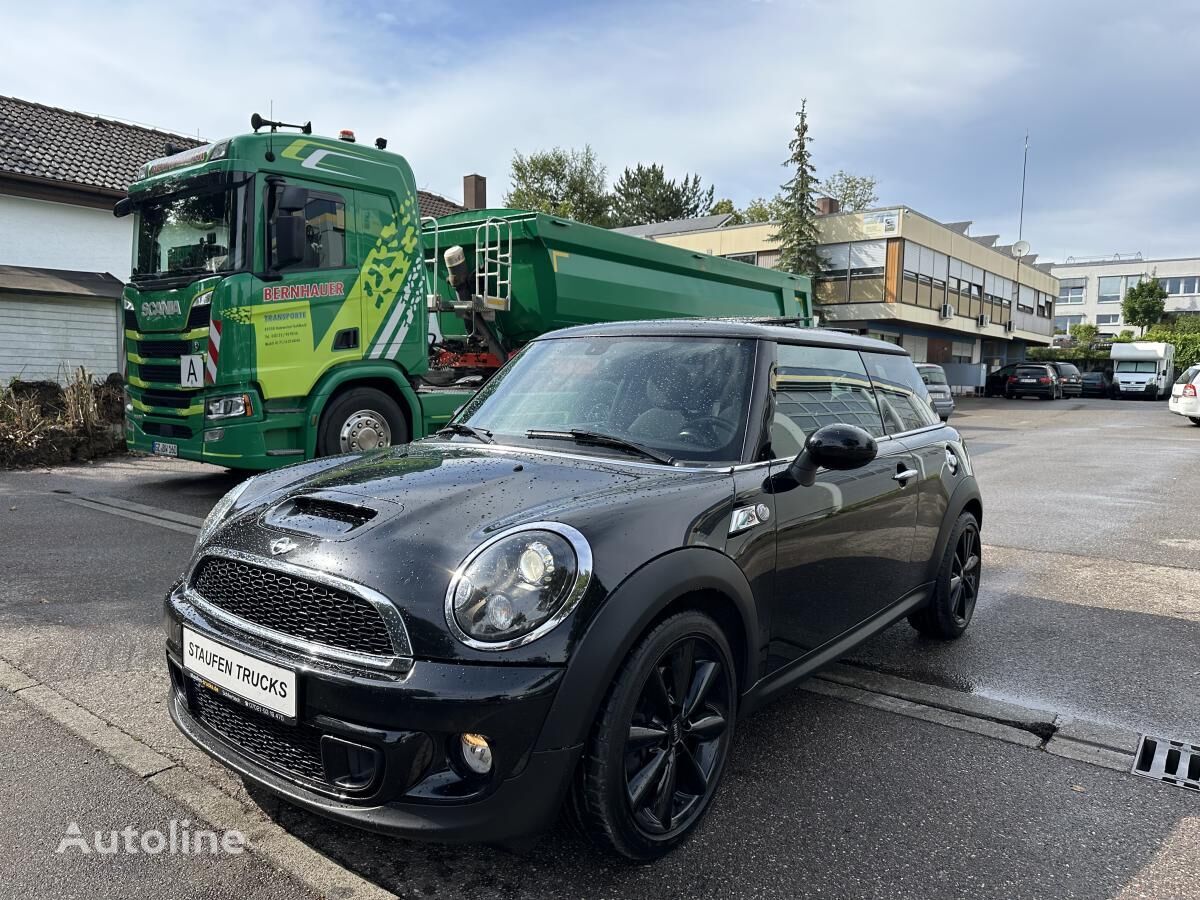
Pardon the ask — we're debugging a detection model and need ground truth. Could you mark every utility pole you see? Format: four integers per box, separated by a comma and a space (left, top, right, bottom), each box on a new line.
1018, 130, 1029, 243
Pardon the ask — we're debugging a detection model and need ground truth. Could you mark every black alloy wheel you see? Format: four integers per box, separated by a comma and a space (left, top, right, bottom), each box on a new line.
909, 512, 981, 639
573, 611, 735, 860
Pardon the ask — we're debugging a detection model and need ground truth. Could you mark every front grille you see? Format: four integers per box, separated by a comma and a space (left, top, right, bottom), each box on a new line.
138, 339, 191, 358
188, 680, 327, 784
143, 420, 195, 439
188, 304, 211, 329
136, 363, 181, 383
193, 556, 395, 657
138, 389, 194, 409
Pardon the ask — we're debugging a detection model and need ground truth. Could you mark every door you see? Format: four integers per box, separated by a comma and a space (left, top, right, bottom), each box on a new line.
766, 344, 920, 666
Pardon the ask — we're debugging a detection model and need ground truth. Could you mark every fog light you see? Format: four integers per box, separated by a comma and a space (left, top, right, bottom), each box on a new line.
460, 733, 493, 775
203, 428, 225, 442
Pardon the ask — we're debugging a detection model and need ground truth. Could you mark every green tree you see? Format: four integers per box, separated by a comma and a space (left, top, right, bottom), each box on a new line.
1068, 322, 1099, 346
708, 198, 745, 226
609, 163, 714, 227
1121, 277, 1167, 333
742, 195, 786, 223
772, 101, 823, 275
504, 146, 610, 226
819, 170, 879, 212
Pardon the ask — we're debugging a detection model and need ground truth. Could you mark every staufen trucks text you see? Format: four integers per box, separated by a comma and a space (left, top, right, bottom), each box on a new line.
117, 115, 813, 470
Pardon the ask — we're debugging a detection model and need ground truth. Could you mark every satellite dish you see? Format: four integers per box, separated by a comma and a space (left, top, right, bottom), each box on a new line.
1012, 240, 1031, 258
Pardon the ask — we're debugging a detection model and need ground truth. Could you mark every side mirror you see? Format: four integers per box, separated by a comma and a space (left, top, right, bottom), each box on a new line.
274, 213, 306, 269
278, 185, 309, 213
788, 423, 878, 487
113, 197, 133, 218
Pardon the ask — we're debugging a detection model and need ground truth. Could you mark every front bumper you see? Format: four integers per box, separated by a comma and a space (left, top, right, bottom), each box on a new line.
164, 591, 579, 842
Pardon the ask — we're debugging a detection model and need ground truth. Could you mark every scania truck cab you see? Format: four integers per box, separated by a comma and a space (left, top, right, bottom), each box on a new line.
118, 116, 813, 470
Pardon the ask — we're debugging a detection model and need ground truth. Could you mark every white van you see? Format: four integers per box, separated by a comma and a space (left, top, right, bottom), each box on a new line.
1110, 342, 1175, 400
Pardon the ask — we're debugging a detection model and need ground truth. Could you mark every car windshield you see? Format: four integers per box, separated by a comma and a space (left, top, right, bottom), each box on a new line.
918, 367, 948, 385
131, 176, 251, 283
1115, 361, 1157, 373
450, 335, 757, 463
1082, 372, 1104, 382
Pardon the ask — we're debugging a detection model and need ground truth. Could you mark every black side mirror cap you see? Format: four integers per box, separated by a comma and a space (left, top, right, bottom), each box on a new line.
113, 197, 133, 218
788, 423, 879, 487
278, 185, 309, 213
274, 214, 306, 269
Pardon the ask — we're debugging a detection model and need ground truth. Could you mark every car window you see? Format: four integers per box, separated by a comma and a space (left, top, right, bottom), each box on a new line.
918, 366, 948, 385
1057, 363, 1080, 376
1175, 365, 1200, 385
770, 344, 886, 458
861, 352, 941, 434
1016, 366, 1048, 377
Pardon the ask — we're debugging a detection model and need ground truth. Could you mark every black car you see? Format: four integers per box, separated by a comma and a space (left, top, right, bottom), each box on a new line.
1005, 363, 1062, 400
985, 362, 1019, 397
1046, 361, 1083, 397
164, 320, 983, 860
1080, 370, 1114, 398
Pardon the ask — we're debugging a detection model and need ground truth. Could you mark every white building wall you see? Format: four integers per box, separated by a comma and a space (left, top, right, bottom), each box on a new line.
1051, 257, 1200, 335
0, 193, 133, 281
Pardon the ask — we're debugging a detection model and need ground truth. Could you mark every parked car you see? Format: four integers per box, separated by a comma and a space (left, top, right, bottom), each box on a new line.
985, 363, 1019, 397
1168, 364, 1200, 425
916, 363, 955, 420
1046, 361, 1083, 397
1080, 370, 1114, 398
1006, 363, 1062, 400
164, 320, 983, 860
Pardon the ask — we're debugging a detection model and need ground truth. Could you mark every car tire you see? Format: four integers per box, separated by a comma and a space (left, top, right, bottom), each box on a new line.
571, 611, 736, 861
316, 387, 408, 457
1190, 417, 1200, 427
908, 511, 981, 640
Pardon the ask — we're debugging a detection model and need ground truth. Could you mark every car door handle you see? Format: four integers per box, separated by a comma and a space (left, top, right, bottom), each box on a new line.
893, 468, 919, 483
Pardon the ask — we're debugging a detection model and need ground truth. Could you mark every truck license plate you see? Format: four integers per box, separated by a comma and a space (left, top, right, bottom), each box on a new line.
152, 441, 178, 457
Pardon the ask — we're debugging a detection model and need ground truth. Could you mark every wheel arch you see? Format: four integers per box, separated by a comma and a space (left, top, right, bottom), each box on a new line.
533, 547, 761, 752
304, 362, 420, 457
925, 478, 983, 584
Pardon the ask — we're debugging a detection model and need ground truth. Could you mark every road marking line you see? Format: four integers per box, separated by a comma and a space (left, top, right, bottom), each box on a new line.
91, 495, 205, 527
0, 654, 396, 900
58, 496, 199, 536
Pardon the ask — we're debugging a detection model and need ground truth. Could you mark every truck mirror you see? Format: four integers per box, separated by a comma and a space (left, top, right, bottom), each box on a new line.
113, 197, 133, 218
274, 214, 306, 269
278, 185, 309, 213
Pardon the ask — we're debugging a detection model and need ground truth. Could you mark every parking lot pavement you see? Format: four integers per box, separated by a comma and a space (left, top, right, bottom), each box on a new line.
0, 397, 1198, 897
0, 690, 315, 900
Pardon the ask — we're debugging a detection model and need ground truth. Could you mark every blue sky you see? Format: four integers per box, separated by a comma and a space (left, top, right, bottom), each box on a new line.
4, 0, 1198, 262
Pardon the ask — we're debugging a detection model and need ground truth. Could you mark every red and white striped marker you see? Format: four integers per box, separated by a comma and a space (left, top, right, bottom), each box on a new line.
206, 318, 221, 385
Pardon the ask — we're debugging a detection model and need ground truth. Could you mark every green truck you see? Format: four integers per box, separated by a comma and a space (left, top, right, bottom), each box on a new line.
116, 116, 813, 470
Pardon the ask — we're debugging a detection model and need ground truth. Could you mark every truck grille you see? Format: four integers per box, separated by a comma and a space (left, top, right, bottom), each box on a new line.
188, 680, 327, 785
138, 389, 194, 410
136, 363, 182, 383
143, 421, 195, 439
138, 339, 191, 358
192, 556, 396, 657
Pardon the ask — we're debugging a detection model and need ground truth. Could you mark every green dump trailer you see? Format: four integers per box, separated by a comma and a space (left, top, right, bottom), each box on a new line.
117, 126, 813, 469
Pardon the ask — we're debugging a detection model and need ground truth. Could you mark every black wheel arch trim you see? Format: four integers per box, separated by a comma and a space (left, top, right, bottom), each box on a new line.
926, 477, 983, 584
534, 547, 761, 752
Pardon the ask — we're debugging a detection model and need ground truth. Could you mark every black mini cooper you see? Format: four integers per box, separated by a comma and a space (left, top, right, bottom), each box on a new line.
165, 320, 983, 860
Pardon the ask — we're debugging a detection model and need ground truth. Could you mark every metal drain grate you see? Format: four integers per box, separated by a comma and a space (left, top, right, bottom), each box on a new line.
1132, 735, 1200, 792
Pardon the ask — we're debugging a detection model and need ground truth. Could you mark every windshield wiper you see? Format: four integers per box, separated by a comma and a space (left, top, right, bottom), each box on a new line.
525, 429, 675, 466
436, 423, 495, 444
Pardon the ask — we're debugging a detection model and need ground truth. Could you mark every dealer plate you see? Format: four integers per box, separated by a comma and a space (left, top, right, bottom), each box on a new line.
182, 627, 296, 720
152, 441, 178, 457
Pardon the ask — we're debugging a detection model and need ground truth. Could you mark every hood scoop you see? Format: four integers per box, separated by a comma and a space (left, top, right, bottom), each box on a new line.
263, 490, 392, 540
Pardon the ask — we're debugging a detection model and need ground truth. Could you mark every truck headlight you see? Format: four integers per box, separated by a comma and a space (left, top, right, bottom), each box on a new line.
446, 523, 592, 649
195, 480, 250, 552
205, 394, 253, 420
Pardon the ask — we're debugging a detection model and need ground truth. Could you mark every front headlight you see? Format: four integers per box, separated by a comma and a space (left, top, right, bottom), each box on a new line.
194, 479, 251, 552
446, 523, 592, 649
206, 394, 253, 420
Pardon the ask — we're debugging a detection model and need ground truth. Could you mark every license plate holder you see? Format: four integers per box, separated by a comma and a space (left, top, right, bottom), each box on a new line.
182, 627, 297, 721
152, 441, 178, 457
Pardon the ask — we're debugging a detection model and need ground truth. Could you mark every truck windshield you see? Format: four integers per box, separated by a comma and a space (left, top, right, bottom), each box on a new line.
1115, 361, 1157, 373
131, 176, 250, 284
451, 335, 757, 464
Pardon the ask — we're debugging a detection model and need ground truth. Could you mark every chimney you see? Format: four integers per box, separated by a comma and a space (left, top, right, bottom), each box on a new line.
816, 196, 841, 216
464, 174, 486, 211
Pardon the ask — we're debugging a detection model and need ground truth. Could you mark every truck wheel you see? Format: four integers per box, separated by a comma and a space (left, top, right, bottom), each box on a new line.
909, 512, 981, 640
572, 611, 736, 861
317, 387, 408, 456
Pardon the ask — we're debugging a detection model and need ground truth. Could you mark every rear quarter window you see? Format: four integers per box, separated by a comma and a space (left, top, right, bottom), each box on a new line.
1176, 365, 1200, 385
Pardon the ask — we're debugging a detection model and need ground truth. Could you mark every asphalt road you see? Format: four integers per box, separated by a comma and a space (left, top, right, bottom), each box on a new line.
0, 396, 1197, 898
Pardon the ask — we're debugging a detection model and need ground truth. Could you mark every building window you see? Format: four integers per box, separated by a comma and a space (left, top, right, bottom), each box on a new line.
725, 252, 758, 265
816, 242, 849, 304
1018, 284, 1035, 312
1054, 314, 1085, 334
1058, 277, 1085, 304
848, 240, 886, 302
1096, 313, 1121, 325
1097, 276, 1122, 303
1156, 276, 1200, 295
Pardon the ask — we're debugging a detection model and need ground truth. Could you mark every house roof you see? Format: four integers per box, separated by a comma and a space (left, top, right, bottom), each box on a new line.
0, 264, 124, 298
0, 95, 203, 197
0, 95, 466, 216
611, 213, 734, 238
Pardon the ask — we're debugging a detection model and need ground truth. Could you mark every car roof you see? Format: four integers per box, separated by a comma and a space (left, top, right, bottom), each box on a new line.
537, 319, 909, 355
915, 363, 944, 369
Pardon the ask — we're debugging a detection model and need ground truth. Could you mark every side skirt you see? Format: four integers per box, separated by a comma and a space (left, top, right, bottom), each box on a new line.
739, 583, 932, 717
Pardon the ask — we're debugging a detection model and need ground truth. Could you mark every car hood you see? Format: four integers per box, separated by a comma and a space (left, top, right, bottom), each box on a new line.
196, 441, 735, 662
